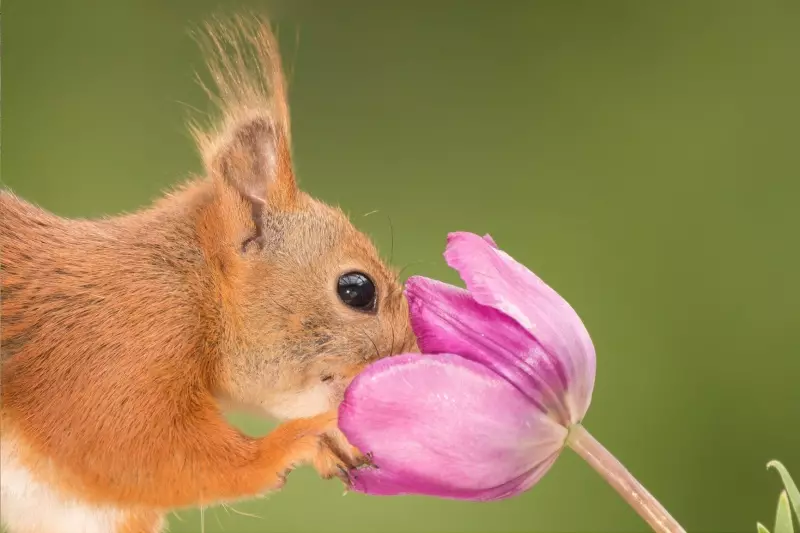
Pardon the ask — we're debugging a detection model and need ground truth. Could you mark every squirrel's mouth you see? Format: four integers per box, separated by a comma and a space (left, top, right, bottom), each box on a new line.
320, 374, 334, 383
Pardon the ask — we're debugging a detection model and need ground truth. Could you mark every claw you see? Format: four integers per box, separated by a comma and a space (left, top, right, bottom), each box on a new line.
353, 451, 378, 471
336, 464, 353, 487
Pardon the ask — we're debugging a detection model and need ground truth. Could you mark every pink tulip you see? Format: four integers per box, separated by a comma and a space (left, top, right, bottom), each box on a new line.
339, 232, 685, 533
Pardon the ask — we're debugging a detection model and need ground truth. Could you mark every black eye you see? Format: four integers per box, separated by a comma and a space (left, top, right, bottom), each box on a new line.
337, 272, 377, 312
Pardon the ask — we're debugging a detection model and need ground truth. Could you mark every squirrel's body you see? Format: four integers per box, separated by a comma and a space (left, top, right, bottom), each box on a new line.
1, 16, 415, 533
2, 430, 163, 533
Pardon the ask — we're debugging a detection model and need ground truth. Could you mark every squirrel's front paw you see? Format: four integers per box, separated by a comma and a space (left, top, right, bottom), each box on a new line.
312, 427, 375, 488
265, 410, 339, 487
269, 411, 373, 489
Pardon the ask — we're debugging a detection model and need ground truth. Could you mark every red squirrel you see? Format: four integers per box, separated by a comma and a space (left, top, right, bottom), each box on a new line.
0, 14, 417, 533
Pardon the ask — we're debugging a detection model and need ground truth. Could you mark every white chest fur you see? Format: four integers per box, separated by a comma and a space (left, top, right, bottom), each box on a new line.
266, 382, 333, 420
0, 436, 126, 533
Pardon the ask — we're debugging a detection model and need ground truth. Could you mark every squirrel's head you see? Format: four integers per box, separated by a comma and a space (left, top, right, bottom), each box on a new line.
192, 16, 417, 420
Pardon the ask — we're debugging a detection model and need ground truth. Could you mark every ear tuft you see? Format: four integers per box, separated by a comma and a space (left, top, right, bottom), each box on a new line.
190, 14, 298, 249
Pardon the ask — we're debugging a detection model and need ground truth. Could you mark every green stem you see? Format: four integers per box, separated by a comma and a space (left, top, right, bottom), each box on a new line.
566, 424, 686, 533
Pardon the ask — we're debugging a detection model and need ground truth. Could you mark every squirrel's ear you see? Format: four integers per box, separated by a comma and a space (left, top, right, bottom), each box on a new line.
218, 116, 294, 203
207, 115, 297, 250
193, 15, 298, 250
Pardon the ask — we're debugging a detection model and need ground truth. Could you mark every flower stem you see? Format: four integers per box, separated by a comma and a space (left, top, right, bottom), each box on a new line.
566, 424, 685, 533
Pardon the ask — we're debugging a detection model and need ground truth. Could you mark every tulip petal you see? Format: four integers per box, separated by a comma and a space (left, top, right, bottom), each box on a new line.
443, 232, 596, 423
406, 276, 578, 423
338, 353, 566, 501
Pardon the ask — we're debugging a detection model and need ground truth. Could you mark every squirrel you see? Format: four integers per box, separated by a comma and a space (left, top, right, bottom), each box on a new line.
0, 14, 417, 533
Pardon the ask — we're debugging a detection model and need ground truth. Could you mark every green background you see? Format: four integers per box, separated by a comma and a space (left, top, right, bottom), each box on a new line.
2, 1, 799, 532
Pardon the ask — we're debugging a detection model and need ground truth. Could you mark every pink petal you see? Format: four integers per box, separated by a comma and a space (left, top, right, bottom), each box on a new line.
444, 232, 596, 424
338, 353, 566, 501
406, 276, 576, 424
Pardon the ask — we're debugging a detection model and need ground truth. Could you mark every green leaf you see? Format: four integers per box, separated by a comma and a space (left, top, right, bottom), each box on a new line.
769, 460, 800, 523
759, 522, 772, 533
776, 491, 795, 533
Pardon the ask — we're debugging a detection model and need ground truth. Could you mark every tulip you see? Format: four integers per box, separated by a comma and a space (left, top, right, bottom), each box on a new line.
339, 232, 685, 533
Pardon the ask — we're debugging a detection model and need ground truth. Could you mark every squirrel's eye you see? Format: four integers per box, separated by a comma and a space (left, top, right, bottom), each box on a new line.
337, 272, 377, 312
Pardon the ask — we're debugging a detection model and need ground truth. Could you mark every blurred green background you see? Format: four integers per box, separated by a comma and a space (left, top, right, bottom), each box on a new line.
3, 1, 799, 532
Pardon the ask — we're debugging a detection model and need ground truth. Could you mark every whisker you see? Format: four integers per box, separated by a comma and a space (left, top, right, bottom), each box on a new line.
226, 505, 263, 520
394, 260, 428, 283
389, 317, 396, 357
363, 329, 381, 361
214, 507, 224, 530
402, 318, 414, 353
382, 284, 404, 302
387, 214, 395, 265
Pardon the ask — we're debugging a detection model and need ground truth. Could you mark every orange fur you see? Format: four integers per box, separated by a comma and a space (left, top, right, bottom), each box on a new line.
117, 510, 165, 533
0, 13, 416, 533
